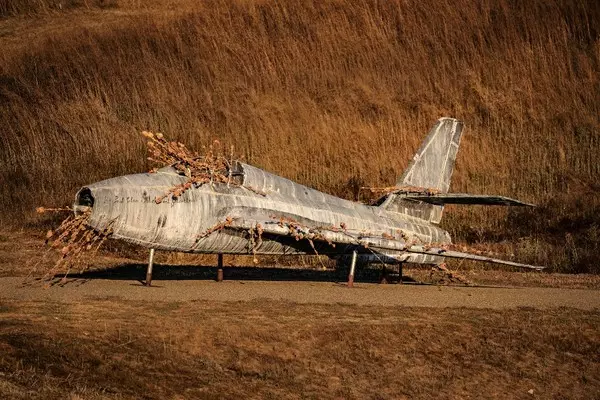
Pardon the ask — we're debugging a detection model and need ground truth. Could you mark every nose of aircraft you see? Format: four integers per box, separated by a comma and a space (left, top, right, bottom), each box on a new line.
71, 168, 211, 250
74, 186, 94, 215
74, 168, 188, 212
73, 168, 190, 227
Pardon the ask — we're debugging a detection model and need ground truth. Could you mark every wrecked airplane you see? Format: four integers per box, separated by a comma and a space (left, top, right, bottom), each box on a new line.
73, 118, 543, 285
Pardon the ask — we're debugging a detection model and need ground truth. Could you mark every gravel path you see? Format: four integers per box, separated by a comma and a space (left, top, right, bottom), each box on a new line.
1, 277, 598, 309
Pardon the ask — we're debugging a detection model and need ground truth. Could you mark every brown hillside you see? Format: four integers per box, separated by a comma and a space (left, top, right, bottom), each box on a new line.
0, 0, 598, 272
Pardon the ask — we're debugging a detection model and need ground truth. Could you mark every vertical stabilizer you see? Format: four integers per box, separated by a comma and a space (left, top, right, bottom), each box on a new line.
381, 118, 464, 223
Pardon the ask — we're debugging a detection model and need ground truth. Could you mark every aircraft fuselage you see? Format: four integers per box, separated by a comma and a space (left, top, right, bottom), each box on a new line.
76, 163, 450, 264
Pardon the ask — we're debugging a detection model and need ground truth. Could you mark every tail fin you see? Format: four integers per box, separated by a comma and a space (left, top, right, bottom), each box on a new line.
399, 117, 464, 192
381, 118, 464, 223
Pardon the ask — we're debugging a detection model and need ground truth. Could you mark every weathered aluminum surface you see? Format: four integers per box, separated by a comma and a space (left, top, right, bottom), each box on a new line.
397, 193, 535, 207
230, 218, 543, 270
74, 117, 543, 269
381, 118, 463, 223
77, 163, 449, 264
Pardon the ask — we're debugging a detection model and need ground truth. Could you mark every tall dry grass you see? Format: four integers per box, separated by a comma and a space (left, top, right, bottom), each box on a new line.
0, 0, 598, 272
0, 0, 120, 16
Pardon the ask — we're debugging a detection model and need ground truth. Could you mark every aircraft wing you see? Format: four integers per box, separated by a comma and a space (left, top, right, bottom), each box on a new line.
225, 212, 544, 271
399, 245, 544, 270
398, 193, 535, 207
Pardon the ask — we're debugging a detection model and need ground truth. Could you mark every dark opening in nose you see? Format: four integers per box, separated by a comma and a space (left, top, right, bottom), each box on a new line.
75, 187, 94, 215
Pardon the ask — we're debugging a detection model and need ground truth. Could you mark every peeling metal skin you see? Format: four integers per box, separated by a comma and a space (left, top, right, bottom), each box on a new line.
73, 118, 543, 269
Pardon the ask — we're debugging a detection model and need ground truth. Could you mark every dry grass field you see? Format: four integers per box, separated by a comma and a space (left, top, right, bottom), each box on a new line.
0, 3, 599, 397
0, 0, 598, 272
1, 298, 599, 399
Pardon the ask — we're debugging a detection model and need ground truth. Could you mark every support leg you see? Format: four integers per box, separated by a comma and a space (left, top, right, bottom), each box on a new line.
145, 248, 155, 287
398, 263, 403, 284
380, 264, 389, 284
217, 253, 224, 282
347, 250, 358, 288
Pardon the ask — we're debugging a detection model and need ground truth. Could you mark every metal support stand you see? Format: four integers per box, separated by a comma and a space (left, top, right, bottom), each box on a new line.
398, 263, 403, 284
380, 264, 389, 284
347, 250, 357, 288
146, 248, 155, 287
217, 253, 224, 282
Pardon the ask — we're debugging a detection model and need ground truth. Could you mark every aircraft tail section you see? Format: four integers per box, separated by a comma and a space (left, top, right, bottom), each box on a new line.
399, 117, 464, 193
380, 118, 464, 223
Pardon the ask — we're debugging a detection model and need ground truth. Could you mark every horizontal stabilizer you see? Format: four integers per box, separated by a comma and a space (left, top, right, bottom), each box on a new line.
399, 193, 535, 207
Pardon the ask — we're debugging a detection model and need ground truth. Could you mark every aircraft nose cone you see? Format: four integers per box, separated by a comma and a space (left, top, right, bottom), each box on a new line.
73, 170, 189, 229
74, 186, 94, 216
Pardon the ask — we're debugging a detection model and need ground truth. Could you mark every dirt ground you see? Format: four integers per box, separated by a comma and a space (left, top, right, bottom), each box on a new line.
2, 278, 600, 310
1, 298, 599, 399
1, 229, 599, 399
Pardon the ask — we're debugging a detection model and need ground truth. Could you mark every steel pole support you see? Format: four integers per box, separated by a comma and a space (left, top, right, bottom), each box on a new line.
380, 264, 388, 284
146, 248, 155, 287
347, 250, 357, 288
217, 253, 224, 282
398, 263, 403, 284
